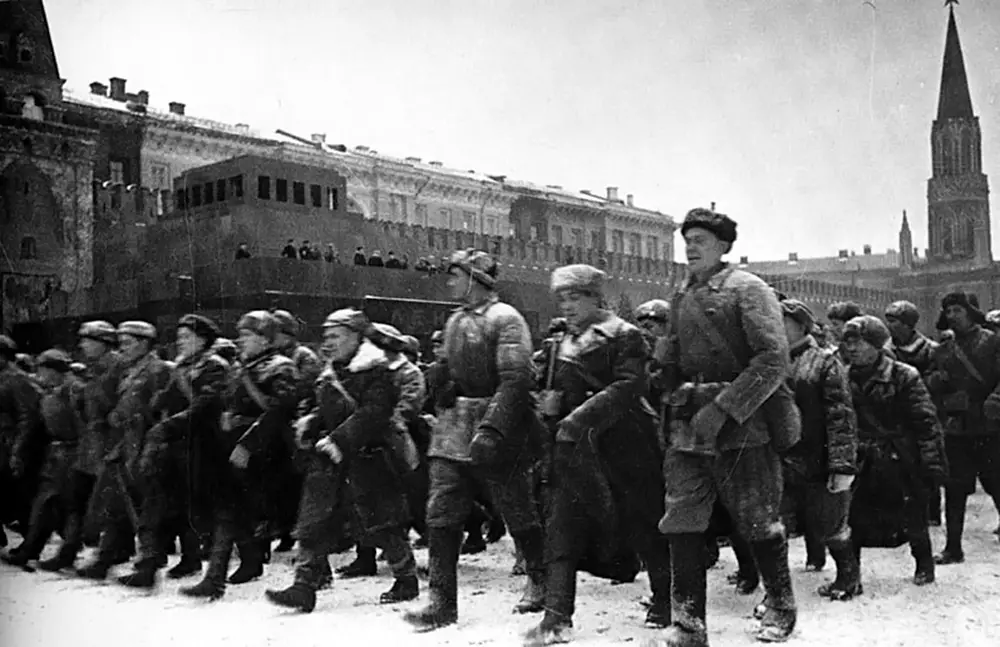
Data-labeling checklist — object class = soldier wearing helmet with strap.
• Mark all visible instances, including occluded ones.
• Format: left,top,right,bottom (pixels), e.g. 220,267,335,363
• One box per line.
404,248,546,632
179,311,300,601
266,308,418,611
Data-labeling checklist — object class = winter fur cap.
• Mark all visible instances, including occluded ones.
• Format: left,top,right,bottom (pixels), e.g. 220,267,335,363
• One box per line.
448,249,499,288
237,310,279,341
401,335,420,358
117,320,157,340
323,308,370,334
270,310,300,337
78,320,117,345
826,301,863,323
430,330,444,344
780,298,816,330
680,208,738,244
936,291,987,330
634,299,671,322
0,335,16,360
550,264,606,296
370,322,407,353
884,301,920,328
177,314,221,346
842,315,891,349
37,349,73,372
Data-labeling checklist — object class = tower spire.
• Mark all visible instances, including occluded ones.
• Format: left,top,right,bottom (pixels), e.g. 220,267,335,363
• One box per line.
937,1,974,120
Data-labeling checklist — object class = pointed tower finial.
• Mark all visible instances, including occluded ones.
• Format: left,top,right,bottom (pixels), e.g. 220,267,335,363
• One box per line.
945,0,959,8
937,1,974,120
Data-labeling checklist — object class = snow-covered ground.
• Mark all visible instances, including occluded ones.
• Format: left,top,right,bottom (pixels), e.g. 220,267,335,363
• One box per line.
2,492,998,647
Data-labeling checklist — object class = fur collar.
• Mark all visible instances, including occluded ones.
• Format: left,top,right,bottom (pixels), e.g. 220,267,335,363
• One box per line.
346,339,389,373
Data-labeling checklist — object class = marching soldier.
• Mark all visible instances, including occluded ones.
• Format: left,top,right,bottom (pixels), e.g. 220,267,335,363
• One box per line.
180,311,299,599
841,315,945,586
271,309,323,553
885,300,943,526
0,335,42,549
525,265,672,646
778,299,860,600
927,292,1000,564
2,349,74,566
265,309,419,611
404,249,546,631
649,208,801,647
78,321,171,580
38,321,124,573
132,315,229,585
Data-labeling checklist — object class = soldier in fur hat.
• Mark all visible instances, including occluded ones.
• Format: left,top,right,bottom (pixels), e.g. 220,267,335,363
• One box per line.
840,315,945,588
524,264,670,645
649,208,800,646
926,292,1000,564
0,335,42,552
405,249,546,632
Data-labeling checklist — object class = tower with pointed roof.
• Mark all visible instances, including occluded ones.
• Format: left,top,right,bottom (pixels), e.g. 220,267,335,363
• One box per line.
899,210,914,269
927,2,991,267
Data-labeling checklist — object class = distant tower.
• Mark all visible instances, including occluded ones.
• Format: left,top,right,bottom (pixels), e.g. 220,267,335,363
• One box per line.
927,3,992,266
899,210,914,269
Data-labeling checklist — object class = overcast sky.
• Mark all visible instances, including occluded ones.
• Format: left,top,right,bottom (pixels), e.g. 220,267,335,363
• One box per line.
47,0,1000,262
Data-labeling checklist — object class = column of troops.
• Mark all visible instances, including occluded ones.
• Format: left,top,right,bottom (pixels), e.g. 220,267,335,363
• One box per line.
2,208,1000,647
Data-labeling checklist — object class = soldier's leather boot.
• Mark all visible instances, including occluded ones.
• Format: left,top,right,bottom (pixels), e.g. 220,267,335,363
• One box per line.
817,539,862,601
935,493,966,565
380,575,419,604
644,541,672,628
266,580,317,612
728,531,759,595
76,559,111,580
274,533,295,553
166,529,203,579
910,534,935,586
512,529,546,614
336,545,377,578
118,559,158,590
228,539,264,584
403,527,461,632
524,559,575,645
180,530,230,601
317,559,333,589
647,534,708,647
750,535,797,643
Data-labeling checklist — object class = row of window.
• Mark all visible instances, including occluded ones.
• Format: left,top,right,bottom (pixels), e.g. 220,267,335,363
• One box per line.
257,176,340,211
176,175,245,210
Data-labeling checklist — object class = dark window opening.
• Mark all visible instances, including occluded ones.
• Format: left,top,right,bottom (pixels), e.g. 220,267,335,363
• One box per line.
310,184,323,208
19,237,37,260
292,181,306,205
230,175,244,198
204,181,214,205
19,49,33,63
176,189,187,210
191,185,202,207
276,179,288,202
328,187,339,211
216,179,226,202
23,181,30,195
258,176,271,199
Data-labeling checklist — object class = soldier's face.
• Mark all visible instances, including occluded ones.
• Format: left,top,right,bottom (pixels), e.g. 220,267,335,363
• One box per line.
446,267,470,300
886,318,913,344
557,290,599,330
638,318,667,338
783,316,808,345
176,327,204,358
117,334,147,362
684,228,727,275
78,338,105,360
945,305,972,331
322,326,360,363
432,341,446,361
828,319,846,342
841,336,879,367
238,329,269,360
37,367,62,386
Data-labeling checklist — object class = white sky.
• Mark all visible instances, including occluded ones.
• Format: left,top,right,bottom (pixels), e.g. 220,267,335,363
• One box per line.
46,0,1000,262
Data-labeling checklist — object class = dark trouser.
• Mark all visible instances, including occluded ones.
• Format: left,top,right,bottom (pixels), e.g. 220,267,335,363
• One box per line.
92,466,138,564
781,476,830,567
942,435,1000,554
19,444,76,558
53,469,97,561
855,476,933,572
660,445,795,631
297,527,415,589
404,462,429,538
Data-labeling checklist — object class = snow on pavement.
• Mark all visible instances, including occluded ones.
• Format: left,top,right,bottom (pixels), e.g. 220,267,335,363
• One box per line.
2,492,998,647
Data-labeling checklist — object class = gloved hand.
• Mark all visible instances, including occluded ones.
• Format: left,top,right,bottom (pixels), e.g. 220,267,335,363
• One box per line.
984,392,1000,421
294,414,317,450
469,427,504,465
826,473,855,494
229,444,251,469
315,437,343,464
